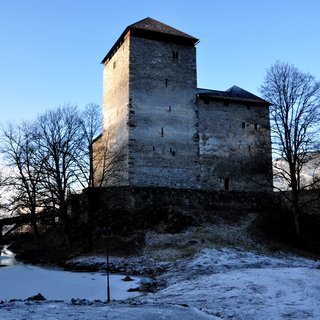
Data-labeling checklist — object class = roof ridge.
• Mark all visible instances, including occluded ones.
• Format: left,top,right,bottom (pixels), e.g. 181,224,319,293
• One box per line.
128,17,198,40
101,17,198,64
197,86,270,105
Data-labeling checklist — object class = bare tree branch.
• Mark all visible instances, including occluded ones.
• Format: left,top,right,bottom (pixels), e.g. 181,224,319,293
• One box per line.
260,61,320,235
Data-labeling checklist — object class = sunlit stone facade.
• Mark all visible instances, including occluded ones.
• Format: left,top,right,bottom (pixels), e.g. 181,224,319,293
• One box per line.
93,18,272,191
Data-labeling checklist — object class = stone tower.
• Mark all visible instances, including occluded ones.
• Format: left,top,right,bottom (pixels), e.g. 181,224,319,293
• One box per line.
94,18,200,188
93,17,272,191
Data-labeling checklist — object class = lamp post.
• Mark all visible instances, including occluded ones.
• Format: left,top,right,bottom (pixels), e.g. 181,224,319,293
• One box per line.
103,226,112,303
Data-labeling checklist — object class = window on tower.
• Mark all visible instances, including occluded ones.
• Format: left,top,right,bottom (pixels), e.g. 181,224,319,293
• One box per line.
172,51,179,59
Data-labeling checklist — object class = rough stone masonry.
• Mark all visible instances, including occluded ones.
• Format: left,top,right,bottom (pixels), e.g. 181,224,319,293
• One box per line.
93,17,272,192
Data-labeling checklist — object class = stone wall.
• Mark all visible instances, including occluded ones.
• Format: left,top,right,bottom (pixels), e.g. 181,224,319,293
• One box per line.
197,98,272,191
74,186,277,233
127,36,199,188
98,33,131,186
95,26,273,192
70,186,320,252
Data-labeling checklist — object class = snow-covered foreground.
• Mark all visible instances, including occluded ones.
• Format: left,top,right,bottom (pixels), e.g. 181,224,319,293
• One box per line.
0,246,144,301
149,248,320,319
1,247,319,319
0,263,142,301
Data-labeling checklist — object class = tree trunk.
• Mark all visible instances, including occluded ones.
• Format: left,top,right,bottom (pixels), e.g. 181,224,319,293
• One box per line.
59,201,73,244
30,209,39,238
291,189,301,236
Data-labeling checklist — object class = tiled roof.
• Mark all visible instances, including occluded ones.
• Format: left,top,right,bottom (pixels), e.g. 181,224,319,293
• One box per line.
197,85,270,105
128,17,198,41
101,17,198,63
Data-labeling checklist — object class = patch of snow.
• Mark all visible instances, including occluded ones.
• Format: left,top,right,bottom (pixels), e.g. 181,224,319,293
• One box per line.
0,264,143,301
0,301,219,320
1,247,319,319
146,248,320,319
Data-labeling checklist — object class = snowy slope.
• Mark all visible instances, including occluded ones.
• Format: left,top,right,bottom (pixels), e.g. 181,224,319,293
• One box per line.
149,248,320,319
1,247,319,320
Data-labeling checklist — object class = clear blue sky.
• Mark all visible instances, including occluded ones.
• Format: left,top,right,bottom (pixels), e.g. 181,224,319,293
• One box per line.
1,0,319,124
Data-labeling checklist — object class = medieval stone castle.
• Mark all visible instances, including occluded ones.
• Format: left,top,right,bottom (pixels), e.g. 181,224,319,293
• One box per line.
93,18,272,191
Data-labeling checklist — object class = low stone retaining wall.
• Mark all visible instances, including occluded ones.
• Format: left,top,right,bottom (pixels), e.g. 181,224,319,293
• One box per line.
70,186,279,231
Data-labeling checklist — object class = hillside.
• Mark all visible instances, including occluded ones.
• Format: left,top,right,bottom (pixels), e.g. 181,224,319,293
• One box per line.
1,226,320,319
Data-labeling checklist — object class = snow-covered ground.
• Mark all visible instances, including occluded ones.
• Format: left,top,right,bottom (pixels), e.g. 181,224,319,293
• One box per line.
0,264,143,301
1,247,319,319
149,248,320,319
0,248,143,301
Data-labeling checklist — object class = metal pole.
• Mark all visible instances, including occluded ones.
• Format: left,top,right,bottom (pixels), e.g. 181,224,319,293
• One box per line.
106,228,110,303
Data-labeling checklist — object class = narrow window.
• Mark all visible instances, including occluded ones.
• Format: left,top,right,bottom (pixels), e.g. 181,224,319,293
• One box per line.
242,122,245,129
161,127,164,137
254,123,258,130
248,145,251,152
172,51,179,59
113,61,116,69
165,79,168,87
153,146,155,151
168,105,172,112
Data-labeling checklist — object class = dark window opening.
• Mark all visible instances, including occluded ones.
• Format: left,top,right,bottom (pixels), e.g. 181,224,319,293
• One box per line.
165,79,168,87
113,61,116,69
248,145,251,152
153,146,155,151
169,147,176,156
168,105,172,112
242,122,245,129
161,127,164,137
172,50,179,59
224,177,230,191
254,123,258,130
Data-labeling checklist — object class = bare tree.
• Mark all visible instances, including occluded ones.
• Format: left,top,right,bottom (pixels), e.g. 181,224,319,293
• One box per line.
91,132,127,187
0,122,44,236
0,167,9,212
76,103,102,188
0,103,125,243
77,104,126,248
35,104,84,239
260,61,320,235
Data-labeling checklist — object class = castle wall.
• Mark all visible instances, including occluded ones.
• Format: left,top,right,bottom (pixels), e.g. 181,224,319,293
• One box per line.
197,98,272,191
99,34,131,186
75,186,277,232
95,19,273,192
126,36,200,188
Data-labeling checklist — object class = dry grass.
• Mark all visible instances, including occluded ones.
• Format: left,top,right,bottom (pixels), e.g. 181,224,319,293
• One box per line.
143,213,267,261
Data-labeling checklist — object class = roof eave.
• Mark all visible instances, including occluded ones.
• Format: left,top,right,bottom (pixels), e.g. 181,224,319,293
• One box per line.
101,27,131,64
197,93,272,106
101,27,198,65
